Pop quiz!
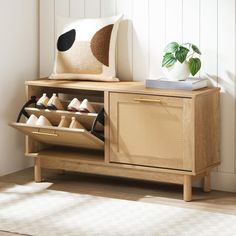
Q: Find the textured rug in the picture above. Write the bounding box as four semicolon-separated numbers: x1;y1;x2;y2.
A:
0;183;235;236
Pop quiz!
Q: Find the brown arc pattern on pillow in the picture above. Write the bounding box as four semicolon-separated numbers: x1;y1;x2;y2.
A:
56;41;103;74
90;24;114;67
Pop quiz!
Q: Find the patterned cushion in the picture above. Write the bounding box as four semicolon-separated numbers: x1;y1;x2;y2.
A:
50;15;123;81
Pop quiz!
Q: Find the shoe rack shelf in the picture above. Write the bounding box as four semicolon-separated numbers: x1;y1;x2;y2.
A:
24;107;103;130
11;79;220;201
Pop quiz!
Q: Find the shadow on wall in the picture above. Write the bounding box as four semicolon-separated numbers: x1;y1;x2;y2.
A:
217;71;235;173
203;69;235;173
204;73;217;87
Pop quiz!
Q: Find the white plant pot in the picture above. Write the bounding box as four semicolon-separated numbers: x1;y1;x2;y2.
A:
162;61;190;81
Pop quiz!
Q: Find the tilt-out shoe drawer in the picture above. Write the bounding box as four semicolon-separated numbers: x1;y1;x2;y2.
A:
10;123;104;150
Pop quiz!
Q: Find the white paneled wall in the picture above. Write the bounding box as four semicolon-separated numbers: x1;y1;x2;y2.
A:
39;0;236;192
0;0;38;176
149;0;165;79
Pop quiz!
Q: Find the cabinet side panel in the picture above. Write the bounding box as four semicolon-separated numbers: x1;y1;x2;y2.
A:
195;92;220;172
104;91;110;163
109;93;119;161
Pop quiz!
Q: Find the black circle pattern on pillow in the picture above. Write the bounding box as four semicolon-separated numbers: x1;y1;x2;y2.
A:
57;29;76;52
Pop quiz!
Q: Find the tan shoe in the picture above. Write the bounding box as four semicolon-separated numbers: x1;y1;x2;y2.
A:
47;93;64;110
79;99;96;113
58;116;70;128
67;98;81;112
36;93;49;109
26;114;38;125
36;115;52;126
69;117;84;129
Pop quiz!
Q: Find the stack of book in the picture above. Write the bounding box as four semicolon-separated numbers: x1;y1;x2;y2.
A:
146;77;208;91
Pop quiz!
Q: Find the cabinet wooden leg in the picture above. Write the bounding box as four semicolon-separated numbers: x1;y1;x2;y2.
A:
183;175;192;202
203;171;211;192
34;157;42;182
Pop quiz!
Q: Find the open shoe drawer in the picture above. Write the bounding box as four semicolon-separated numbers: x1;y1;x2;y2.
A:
25;108;103;131
10;123;104;150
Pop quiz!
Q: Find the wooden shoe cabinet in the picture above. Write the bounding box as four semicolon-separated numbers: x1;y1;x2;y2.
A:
11;79;220;201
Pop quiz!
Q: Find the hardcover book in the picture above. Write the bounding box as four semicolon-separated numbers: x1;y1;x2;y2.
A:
146;77;208;90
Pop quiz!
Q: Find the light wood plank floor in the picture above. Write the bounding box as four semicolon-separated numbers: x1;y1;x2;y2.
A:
0;168;236;236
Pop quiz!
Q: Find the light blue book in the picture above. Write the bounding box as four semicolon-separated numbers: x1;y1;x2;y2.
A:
146;77;208;90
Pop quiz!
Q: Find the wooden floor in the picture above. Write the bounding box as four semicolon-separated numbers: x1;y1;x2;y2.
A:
0;168;236;235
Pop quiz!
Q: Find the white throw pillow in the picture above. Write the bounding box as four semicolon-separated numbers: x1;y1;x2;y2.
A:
50;15;123;82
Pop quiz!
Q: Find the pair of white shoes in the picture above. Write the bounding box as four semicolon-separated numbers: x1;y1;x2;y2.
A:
67;98;96;113
58;116;84;129
26;114;85;129
36;93;64;110
26;114;52;126
37;94;95;113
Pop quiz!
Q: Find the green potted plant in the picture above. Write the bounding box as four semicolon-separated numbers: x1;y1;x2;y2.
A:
162;42;201;81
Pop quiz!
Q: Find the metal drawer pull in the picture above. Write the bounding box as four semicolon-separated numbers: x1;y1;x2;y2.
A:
32;131;58;137
134;98;161;103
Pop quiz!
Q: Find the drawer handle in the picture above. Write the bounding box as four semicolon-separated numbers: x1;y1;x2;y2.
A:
134;98;162;103
32;131;58;137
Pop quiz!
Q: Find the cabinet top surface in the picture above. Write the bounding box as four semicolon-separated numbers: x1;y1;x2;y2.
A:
26;78;220;98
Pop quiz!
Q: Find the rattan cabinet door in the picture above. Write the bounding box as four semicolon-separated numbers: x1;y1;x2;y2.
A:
109;92;193;171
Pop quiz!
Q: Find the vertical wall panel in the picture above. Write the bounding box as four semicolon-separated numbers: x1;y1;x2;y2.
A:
70;0;85;18
149;0;165;78
200;0;218;87
85;0;100;18
55;0;70;16
101;0;115;17
183;0;200;77
183;0;199;45
218;0;236;173
165;0;183;43
132;0;149;81
116;0;133;80
39;0;55;77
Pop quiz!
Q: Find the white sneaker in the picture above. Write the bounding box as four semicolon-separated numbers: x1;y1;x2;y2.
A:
69;117;84;129
79;99;96;113
26;114;38;125
47;93;64;110
58;116;70;128
36;93;49;109
67;98;81;112
36;115;52;126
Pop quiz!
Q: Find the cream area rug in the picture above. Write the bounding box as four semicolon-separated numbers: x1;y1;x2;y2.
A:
0;183;235;236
